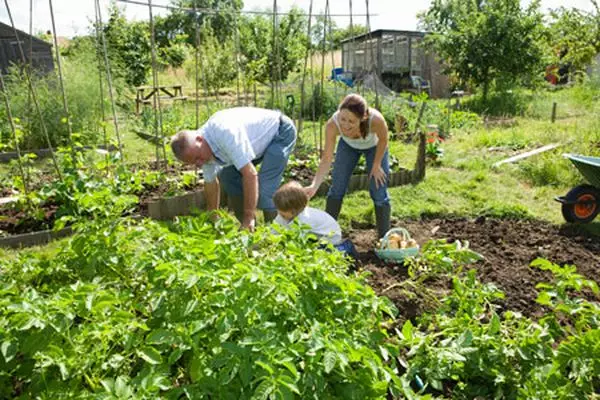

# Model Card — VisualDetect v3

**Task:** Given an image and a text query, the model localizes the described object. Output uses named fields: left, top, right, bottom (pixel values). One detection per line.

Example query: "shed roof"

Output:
left=0, top=21, right=53, bottom=48
left=340, top=29, right=427, bottom=44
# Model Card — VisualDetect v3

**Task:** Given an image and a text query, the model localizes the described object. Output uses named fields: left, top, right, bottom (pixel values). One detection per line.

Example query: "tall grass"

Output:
left=0, top=48, right=119, bottom=150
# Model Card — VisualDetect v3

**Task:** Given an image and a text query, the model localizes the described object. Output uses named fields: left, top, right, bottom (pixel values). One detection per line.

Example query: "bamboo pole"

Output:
left=147, top=0, right=167, bottom=165
left=3, top=0, right=62, bottom=180
left=0, top=71, right=29, bottom=196
left=95, top=0, right=124, bottom=159
left=49, top=0, right=76, bottom=160
left=298, top=0, right=314, bottom=137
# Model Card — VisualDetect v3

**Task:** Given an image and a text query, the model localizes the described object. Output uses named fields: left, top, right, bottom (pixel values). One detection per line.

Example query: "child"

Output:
left=272, top=181, right=357, bottom=258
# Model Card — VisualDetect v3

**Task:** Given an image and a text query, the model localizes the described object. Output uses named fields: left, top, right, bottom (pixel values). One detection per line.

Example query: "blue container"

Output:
left=375, top=227, right=420, bottom=263
left=331, top=68, right=353, bottom=88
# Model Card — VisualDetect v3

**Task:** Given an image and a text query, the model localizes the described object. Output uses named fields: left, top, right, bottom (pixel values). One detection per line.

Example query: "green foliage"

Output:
left=375, top=93, right=481, bottom=135
left=169, top=0, right=243, bottom=45
left=518, top=151, right=583, bottom=187
left=303, top=82, right=339, bottom=121
left=102, top=5, right=195, bottom=87
left=0, top=47, right=110, bottom=150
left=462, top=89, right=532, bottom=117
left=310, top=15, right=368, bottom=50
left=4, top=145, right=197, bottom=232
left=419, top=0, right=548, bottom=99
left=404, top=239, right=483, bottom=280
left=184, top=31, right=237, bottom=97
left=397, top=253, right=600, bottom=400
left=0, top=215, right=400, bottom=398
left=519, top=259, right=600, bottom=399
left=532, top=259, right=600, bottom=335
left=159, top=40, right=191, bottom=69
left=136, top=105, right=199, bottom=138
left=10, top=149, right=148, bottom=230
left=546, top=7, right=600, bottom=73
left=103, top=5, right=152, bottom=87
left=238, top=7, right=307, bottom=85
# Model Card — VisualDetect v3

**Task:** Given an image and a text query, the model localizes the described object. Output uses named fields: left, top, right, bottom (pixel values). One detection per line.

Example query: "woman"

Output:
left=304, top=94, right=391, bottom=238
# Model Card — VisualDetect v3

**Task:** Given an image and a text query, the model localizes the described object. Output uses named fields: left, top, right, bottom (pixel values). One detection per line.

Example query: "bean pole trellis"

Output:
left=0, top=0, right=379, bottom=182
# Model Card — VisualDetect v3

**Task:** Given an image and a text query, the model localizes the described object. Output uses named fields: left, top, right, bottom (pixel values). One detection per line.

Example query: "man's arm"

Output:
left=205, top=178, right=220, bottom=212
left=239, top=162, right=258, bottom=230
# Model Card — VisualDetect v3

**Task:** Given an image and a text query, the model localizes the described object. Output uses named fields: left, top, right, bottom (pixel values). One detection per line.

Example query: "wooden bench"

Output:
left=135, top=84, right=188, bottom=115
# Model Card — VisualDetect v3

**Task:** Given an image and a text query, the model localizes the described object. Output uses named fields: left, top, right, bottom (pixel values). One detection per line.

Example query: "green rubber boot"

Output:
left=375, top=204, right=391, bottom=239
left=325, top=197, right=343, bottom=220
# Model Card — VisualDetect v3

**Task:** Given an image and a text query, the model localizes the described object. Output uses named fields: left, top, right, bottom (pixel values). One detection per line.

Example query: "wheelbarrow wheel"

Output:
left=561, top=184, right=600, bottom=223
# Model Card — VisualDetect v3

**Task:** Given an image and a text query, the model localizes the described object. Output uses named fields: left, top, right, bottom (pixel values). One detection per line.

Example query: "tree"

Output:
left=238, top=7, right=307, bottom=84
left=101, top=5, right=196, bottom=86
left=419, top=0, right=547, bottom=99
left=311, top=15, right=368, bottom=50
left=197, top=33, right=237, bottom=97
left=547, top=6, right=600, bottom=73
left=103, top=5, right=151, bottom=87
left=168, top=0, right=243, bottom=45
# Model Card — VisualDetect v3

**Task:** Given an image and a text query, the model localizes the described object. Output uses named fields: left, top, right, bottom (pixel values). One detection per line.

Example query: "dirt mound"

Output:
left=348, top=217, right=600, bottom=321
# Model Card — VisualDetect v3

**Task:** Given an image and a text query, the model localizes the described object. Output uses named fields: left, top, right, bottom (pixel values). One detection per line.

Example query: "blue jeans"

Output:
left=334, top=239, right=358, bottom=260
left=328, top=139, right=390, bottom=206
left=220, top=114, right=297, bottom=211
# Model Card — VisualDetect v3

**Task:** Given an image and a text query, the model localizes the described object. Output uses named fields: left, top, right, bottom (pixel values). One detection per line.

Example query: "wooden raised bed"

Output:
left=0, top=145, right=118, bottom=163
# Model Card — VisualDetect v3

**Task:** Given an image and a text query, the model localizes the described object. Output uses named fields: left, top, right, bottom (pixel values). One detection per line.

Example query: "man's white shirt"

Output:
left=201, top=107, right=281, bottom=182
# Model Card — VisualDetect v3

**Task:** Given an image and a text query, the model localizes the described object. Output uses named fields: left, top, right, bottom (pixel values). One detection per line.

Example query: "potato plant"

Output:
left=396, top=257, right=600, bottom=399
left=0, top=214, right=400, bottom=399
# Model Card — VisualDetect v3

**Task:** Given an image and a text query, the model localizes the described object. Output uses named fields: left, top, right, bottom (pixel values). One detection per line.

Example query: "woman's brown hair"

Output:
left=339, top=94, right=369, bottom=138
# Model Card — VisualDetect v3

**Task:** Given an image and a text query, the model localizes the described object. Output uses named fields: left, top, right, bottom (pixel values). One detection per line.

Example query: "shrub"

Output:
left=302, top=82, right=339, bottom=120
left=462, top=89, right=531, bottom=117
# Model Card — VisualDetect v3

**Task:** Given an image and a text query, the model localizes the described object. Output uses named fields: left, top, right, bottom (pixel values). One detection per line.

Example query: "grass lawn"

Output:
left=324, top=85, right=600, bottom=235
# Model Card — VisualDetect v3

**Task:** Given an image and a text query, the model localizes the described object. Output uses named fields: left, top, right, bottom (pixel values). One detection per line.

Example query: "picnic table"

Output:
left=135, top=84, right=187, bottom=115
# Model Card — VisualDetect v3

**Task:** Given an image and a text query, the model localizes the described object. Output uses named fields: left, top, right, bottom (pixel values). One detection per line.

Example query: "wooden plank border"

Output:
left=0, top=226, right=73, bottom=249
left=0, top=144, right=118, bottom=163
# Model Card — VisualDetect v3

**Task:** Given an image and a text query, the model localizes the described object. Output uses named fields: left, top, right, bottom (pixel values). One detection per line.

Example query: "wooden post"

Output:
left=551, top=102, right=557, bottom=123
left=254, top=82, right=258, bottom=107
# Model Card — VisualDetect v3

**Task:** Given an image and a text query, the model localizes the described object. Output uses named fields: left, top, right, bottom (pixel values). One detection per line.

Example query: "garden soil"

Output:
left=348, top=217, right=600, bottom=322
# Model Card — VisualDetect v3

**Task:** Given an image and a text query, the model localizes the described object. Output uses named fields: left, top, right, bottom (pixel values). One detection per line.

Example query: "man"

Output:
left=171, top=107, right=297, bottom=230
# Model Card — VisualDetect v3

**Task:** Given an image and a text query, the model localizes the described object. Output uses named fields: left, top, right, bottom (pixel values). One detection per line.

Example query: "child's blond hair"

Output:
left=273, top=181, right=308, bottom=216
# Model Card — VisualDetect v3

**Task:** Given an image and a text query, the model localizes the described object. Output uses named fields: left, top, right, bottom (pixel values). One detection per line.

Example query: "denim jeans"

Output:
left=220, top=114, right=297, bottom=211
left=328, top=138, right=390, bottom=206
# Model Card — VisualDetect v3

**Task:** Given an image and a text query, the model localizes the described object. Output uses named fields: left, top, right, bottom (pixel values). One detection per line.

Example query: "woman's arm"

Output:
left=369, top=110, right=389, bottom=189
left=305, top=119, right=338, bottom=198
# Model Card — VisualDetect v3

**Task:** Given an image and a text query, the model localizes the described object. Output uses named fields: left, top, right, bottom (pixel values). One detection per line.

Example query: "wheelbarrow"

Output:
left=555, top=154, right=600, bottom=223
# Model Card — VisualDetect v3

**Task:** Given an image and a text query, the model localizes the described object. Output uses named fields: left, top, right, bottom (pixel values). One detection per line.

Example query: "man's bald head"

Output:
left=171, top=130, right=198, bottom=162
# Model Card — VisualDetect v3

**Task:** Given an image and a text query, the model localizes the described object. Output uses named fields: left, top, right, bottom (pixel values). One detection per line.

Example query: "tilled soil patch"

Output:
left=348, top=217, right=600, bottom=321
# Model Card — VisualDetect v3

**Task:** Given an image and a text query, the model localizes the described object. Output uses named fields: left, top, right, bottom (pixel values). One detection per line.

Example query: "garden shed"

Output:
left=0, top=22, right=54, bottom=75
left=341, top=29, right=449, bottom=98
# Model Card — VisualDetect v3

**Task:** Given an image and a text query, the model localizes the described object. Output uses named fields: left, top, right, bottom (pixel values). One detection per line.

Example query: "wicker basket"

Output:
left=375, top=227, right=419, bottom=262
